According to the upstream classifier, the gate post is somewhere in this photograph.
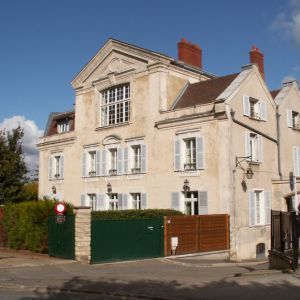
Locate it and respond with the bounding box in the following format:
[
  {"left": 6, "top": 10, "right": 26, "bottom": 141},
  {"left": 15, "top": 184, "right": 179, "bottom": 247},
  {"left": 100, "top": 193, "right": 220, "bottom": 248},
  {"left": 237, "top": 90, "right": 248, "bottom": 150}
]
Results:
[{"left": 74, "top": 207, "right": 91, "bottom": 264}]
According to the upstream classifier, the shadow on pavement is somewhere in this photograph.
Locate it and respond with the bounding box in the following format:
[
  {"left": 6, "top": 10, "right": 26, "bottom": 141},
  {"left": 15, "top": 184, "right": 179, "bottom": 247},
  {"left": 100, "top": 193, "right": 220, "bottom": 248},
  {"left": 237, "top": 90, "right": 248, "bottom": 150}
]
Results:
[{"left": 20, "top": 275, "right": 300, "bottom": 300}]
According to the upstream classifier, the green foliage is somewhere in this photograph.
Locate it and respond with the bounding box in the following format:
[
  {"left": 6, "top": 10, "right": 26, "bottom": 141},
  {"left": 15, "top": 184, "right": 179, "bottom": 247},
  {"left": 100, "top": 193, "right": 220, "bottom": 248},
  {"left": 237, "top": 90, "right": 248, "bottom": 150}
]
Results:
[
  {"left": 19, "top": 181, "right": 39, "bottom": 202},
  {"left": 2, "top": 200, "right": 73, "bottom": 253},
  {"left": 0, "top": 126, "right": 28, "bottom": 204},
  {"left": 92, "top": 209, "right": 183, "bottom": 220}
]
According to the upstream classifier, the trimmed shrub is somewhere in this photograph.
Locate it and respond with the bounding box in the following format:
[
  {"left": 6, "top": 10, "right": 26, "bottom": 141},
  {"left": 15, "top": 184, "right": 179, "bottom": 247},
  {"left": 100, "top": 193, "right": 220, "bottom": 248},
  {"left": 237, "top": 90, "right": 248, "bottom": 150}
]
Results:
[
  {"left": 3, "top": 200, "right": 73, "bottom": 253},
  {"left": 92, "top": 209, "right": 183, "bottom": 220}
]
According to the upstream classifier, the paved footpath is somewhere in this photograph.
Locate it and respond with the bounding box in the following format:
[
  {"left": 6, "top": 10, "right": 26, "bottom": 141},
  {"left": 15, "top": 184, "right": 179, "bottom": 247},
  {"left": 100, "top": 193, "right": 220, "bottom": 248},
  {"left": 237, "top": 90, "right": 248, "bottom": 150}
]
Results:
[{"left": 0, "top": 247, "right": 300, "bottom": 299}]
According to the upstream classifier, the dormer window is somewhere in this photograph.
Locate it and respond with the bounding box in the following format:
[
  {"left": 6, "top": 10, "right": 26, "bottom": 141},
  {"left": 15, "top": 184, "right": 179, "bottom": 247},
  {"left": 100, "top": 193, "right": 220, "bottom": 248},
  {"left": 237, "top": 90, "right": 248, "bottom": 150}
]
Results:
[
  {"left": 243, "top": 95, "right": 267, "bottom": 121},
  {"left": 287, "top": 109, "right": 300, "bottom": 130},
  {"left": 101, "top": 84, "right": 130, "bottom": 126},
  {"left": 57, "top": 119, "right": 70, "bottom": 133}
]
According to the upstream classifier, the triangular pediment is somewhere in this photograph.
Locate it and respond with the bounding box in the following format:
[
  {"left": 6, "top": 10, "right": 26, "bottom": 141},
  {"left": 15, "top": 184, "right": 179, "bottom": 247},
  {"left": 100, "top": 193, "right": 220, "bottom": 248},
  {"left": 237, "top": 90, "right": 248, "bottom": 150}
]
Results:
[{"left": 71, "top": 38, "right": 172, "bottom": 89}]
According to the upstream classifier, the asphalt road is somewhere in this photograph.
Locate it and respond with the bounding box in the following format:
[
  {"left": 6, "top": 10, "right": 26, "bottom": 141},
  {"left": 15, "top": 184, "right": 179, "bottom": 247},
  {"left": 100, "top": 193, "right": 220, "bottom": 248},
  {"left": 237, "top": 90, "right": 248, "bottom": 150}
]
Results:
[{"left": 0, "top": 248, "right": 300, "bottom": 299}]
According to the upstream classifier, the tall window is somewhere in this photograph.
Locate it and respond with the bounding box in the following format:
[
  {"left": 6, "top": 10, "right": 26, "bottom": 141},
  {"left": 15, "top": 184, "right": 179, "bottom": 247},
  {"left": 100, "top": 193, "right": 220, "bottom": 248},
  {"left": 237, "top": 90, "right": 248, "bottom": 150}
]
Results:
[
  {"left": 89, "top": 151, "right": 96, "bottom": 176},
  {"left": 249, "top": 190, "right": 271, "bottom": 226},
  {"left": 243, "top": 95, "right": 266, "bottom": 121},
  {"left": 109, "top": 149, "right": 117, "bottom": 175},
  {"left": 49, "top": 154, "right": 64, "bottom": 180},
  {"left": 101, "top": 84, "right": 130, "bottom": 126},
  {"left": 131, "top": 193, "right": 141, "bottom": 210},
  {"left": 184, "top": 138, "right": 196, "bottom": 170},
  {"left": 249, "top": 98, "right": 259, "bottom": 119},
  {"left": 109, "top": 193, "right": 118, "bottom": 210},
  {"left": 245, "top": 132, "right": 263, "bottom": 163},
  {"left": 184, "top": 191, "right": 198, "bottom": 215},
  {"left": 54, "top": 156, "right": 61, "bottom": 178},
  {"left": 132, "top": 145, "right": 141, "bottom": 173}
]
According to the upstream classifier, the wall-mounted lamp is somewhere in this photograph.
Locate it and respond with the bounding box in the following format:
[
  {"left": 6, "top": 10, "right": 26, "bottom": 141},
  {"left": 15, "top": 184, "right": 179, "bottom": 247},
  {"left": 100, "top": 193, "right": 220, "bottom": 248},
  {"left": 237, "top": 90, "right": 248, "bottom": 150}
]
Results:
[
  {"left": 52, "top": 186, "right": 57, "bottom": 194},
  {"left": 107, "top": 182, "right": 112, "bottom": 195},
  {"left": 182, "top": 179, "right": 190, "bottom": 196},
  {"left": 236, "top": 156, "right": 254, "bottom": 180}
]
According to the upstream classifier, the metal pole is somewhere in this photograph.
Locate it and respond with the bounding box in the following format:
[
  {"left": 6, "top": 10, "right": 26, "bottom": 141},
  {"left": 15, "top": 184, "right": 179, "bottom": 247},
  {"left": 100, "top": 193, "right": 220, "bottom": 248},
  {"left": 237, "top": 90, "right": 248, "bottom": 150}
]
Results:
[{"left": 294, "top": 175, "right": 298, "bottom": 214}]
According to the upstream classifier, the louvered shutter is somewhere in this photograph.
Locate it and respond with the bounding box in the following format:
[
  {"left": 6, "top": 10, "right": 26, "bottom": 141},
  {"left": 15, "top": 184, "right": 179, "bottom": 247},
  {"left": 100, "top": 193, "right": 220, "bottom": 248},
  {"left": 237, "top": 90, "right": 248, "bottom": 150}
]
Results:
[
  {"left": 249, "top": 191, "right": 255, "bottom": 226},
  {"left": 293, "top": 147, "right": 300, "bottom": 177},
  {"left": 122, "top": 194, "right": 128, "bottom": 210},
  {"left": 96, "top": 150, "right": 101, "bottom": 176},
  {"left": 118, "top": 193, "right": 123, "bottom": 210},
  {"left": 60, "top": 156, "right": 64, "bottom": 179},
  {"left": 96, "top": 194, "right": 105, "bottom": 211},
  {"left": 198, "top": 191, "right": 208, "bottom": 215},
  {"left": 196, "top": 137, "right": 204, "bottom": 169},
  {"left": 260, "top": 101, "right": 267, "bottom": 121},
  {"left": 101, "top": 150, "right": 107, "bottom": 176},
  {"left": 141, "top": 193, "right": 147, "bottom": 209},
  {"left": 80, "top": 194, "right": 86, "bottom": 207},
  {"left": 174, "top": 139, "right": 181, "bottom": 171},
  {"left": 123, "top": 147, "right": 129, "bottom": 174},
  {"left": 171, "top": 192, "right": 180, "bottom": 211},
  {"left": 245, "top": 132, "right": 251, "bottom": 158},
  {"left": 243, "top": 95, "right": 250, "bottom": 116},
  {"left": 82, "top": 152, "right": 87, "bottom": 177},
  {"left": 258, "top": 135, "right": 263, "bottom": 162},
  {"left": 49, "top": 157, "right": 53, "bottom": 180},
  {"left": 264, "top": 191, "right": 271, "bottom": 225},
  {"left": 287, "top": 109, "right": 293, "bottom": 128},
  {"left": 141, "top": 144, "right": 147, "bottom": 173},
  {"left": 117, "top": 148, "right": 123, "bottom": 175}
]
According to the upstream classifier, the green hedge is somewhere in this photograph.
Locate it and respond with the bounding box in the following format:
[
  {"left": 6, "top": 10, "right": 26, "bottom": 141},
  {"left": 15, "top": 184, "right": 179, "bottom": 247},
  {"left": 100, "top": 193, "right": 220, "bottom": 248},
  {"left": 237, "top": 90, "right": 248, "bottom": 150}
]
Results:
[
  {"left": 92, "top": 209, "right": 183, "bottom": 220},
  {"left": 3, "top": 200, "right": 73, "bottom": 253}
]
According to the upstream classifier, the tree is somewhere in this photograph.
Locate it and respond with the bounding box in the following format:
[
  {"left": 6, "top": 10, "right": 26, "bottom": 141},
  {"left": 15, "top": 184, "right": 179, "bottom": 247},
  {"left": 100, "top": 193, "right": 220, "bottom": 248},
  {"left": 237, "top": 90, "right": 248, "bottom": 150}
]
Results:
[{"left": 0, "top": 126, "right": 28, "bottom": 204}]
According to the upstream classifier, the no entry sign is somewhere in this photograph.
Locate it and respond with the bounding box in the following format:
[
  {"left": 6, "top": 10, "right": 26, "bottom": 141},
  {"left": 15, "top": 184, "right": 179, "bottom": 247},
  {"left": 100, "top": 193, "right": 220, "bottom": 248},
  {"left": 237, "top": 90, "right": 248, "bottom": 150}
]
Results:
[{"left": 54, "top": 202, "right": 66, "bottom": 215}]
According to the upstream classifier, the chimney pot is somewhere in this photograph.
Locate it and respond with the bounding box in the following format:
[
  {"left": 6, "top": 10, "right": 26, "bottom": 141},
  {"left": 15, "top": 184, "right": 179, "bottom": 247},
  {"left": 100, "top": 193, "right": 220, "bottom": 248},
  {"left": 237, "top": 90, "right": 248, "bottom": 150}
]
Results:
[
  {"left": 178, "top": 38, "right": 202, "bottom": 69},
  {"left": 249, "top": 46, "right": 265, "bottom": 80}
]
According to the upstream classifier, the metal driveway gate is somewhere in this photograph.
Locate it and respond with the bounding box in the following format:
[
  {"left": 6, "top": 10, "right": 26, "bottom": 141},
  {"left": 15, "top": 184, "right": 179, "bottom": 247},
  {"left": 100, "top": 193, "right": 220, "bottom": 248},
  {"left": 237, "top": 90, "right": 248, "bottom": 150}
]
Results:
[
  {"left": 91, "top": 218, "right": 164, "bottom": 263},
  {"left": 48, "top": 215, "right": 75, "bottom": 259}
]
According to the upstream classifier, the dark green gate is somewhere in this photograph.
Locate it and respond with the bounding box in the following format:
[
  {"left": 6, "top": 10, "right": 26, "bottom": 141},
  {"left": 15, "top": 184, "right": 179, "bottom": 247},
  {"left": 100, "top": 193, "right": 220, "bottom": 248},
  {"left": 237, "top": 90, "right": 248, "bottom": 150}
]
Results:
[
  {"left": 48, "top": 215, "right": 75, "bottom": 259},
  {"left": 91, "top": 218, "right": 164, "bottom": 263}
]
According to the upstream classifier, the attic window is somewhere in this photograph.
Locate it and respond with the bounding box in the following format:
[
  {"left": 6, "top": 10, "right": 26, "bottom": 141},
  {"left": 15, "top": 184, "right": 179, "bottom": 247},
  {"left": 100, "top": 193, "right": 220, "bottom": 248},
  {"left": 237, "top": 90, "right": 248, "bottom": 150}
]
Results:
[
  {"left": 57, "top": 119, "right": 70, "bottom": 133},
  {"left": 100, "top": 84, "right": 130, "bottom": 126}
]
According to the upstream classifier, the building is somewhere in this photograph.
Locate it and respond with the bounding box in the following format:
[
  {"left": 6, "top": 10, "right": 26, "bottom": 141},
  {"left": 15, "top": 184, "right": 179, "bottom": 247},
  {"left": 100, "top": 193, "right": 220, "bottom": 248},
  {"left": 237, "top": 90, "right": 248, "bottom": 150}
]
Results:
[{"left": 38, "top": 38, "right": 300, "bottom": 260}]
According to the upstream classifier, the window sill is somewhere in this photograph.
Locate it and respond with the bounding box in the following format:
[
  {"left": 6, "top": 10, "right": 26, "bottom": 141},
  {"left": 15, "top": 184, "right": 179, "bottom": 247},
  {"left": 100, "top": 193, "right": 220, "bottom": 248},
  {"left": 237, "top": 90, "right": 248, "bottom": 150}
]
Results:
[
  {"left": 248, "top": 161, "right": 261, "bottom": 165},
  {"left": 249, "top": 224, "right": 271, "bottom": 228},
  {"left": 177, "top": 170, "right": 202, "bottom": 177},
  {"left": 95, "top": 122, "right": 130, "bottom": 131},
  {"left": 49, "top": 179, "right": 64, "bottom": 183},
  {"left": 127, "top": 173, "right": 144, "bottom": 180},
  {"left": 84, "top": 177, "right": 98, "bottom": 182}
]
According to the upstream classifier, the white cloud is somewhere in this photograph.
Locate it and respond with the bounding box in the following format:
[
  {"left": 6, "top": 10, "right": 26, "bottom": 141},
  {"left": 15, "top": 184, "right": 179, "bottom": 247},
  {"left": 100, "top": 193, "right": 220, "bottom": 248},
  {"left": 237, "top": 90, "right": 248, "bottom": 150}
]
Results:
[
  {"left": 271, "top": 0, "right": 300, "bottom": 45},
  {"left": 0, "top": 116, "right": 43, "bottom": 175}
]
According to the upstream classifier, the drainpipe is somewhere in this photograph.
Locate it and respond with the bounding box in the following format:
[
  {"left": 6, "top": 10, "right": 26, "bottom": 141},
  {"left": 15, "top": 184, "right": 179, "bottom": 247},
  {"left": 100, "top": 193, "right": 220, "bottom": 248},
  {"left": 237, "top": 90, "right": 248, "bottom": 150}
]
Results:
[{"left": 276, "top": 107, "right": 282, "bottom": 179}]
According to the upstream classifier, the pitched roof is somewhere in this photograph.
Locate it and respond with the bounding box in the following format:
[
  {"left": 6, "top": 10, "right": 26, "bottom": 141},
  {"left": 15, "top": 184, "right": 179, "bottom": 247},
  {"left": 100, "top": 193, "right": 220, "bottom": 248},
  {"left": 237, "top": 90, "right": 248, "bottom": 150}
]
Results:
[
  {"left": 173, "top": 73, "right": 239, "bottom": 109},
  {"left": 270, "top": 89, "right": 280, "bottom": 99}
]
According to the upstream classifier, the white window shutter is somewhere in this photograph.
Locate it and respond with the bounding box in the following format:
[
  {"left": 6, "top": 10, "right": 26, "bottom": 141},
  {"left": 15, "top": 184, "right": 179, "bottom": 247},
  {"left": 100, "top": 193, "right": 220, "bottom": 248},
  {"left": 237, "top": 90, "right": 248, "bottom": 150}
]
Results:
[
  {"left": 80, "top": 194, "right": 86, "bottom": 207},
  {"left": 118, "top": 193, "right": 123, "bottom": 210},
  {"left": 171, "top": 192, "right": 180, "bottom": 211},
  {"left": 249, "top": 191, "right": 255, "bottom": 227},
  {"left": 141, "top": 193, "right": 147, "bottom": 209},
  {"left": 123, "top": 147, "right": 129, "bottom": 174},
  {"left": 196, "top": 137, "right": 204, "bottom": 169},
  {"left": 82, "top": 152, "right": 87, "bottom": 177},
  {"left": 122, "top": 194, "right": 128, "bottom": 210},
  {"left": 293, "top": 146, "right": 300, "bottom": 177},
  {"left": 101, "top": 150, "right": 107, "bottom": 176},
  {"left": 243, "top": 95, "right": 250, "bottom": 116},
  {"left": 96, "top": 150, "right": 101, "bottom": 176},
  {"left": 117, "top": 148, "right": 123, "bottom": 175},
  {"left": 174, "top": 139, "right": 181, "bottom": 171},
  {"left": 60, "top": 156, "right": 64, "bottom": 179},
  {"left": 264, "top": 191, "right": 271, "bottom": 225},
  {"left": 141, "top": 144, "right": 147, "bottom": 173},
  {"left": 198, "top": 191, "right": 208, "bottom": 215},
  {"left": 260, "top": 101, "right": 267, "bottom": 121},
  {"left": 258, "top": 135, "right": 263, "bottom": 162},
  {"left": 48, "top": 157, "right": 53, "bottom": 180},
  {"left": 96, "top": 194, "right": 105, "bottom": 211},
  {"left": 287, "top": 109, "right": 293, "bottom": 128},
  {"left": 245, "top": 132, "right": 251, "bottom": 158}
]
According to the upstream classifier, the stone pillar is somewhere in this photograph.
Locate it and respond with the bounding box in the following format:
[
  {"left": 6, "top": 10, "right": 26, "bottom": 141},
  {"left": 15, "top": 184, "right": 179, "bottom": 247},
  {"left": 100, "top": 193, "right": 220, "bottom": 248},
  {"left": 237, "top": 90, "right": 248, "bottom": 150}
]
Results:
[{"left": 74, "top": 207, "right": 91, "bottom": 264}]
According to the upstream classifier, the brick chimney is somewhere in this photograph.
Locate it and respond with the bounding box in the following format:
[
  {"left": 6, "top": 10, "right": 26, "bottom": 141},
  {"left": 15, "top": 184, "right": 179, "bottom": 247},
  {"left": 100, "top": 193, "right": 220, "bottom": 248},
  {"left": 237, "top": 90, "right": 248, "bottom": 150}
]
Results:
[
  {"left": 178, "top": 38, "right": 202, "bottom": 69},
  {"left": 249, "top": 46, "right": 265, "bottom": 80}
]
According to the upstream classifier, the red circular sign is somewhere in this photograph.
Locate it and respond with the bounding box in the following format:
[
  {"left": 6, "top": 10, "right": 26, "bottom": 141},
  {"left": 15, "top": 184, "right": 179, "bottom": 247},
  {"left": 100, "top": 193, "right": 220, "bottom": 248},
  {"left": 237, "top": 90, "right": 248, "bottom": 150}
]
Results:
[{"left": 54, "top": 202, "right": 66, "bottom": 215}]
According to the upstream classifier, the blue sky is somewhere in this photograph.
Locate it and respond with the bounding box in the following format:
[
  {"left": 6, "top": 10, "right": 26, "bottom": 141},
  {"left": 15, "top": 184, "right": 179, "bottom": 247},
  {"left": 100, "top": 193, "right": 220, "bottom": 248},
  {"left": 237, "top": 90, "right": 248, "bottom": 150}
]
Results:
[{"left": 0, "top": 0, "right": 300, "bottom": 171}]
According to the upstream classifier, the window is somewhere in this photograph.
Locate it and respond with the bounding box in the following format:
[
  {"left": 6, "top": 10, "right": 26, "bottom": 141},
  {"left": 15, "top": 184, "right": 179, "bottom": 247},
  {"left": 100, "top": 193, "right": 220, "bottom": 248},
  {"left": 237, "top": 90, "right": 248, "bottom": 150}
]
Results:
[
  {"left": 287, "top": 110, "right": 300, "bottom": 130},
  {"left": 57, "top": 119, "right": 70, "bottom": 133},
  {"left": 132, "top": 145, "right": 141, "bottom": 173},
  {"left": 109, "top": 193, "right": 119, "bottom": 210},
  {"left": 49, "top": 154, "right": 64, "bottom": 180},
  {"left": 123, "top": 143, "right": 147, "bottom": 175},
  {"left": 249, "top": 190, "right": 271, "bottom": 226},
  {"left": 243, "top": 95, "right": 266, "bottom": 121},
  {"left": 88, "top": 194, "right": 96, "bottom": 211},
  {"left": 89, "top": 151, "right": 96, "bottom": 176},
  {"left": 109, "top": 149, "right": 117, "bottom": 175},
  {"left": 184, "top": 191, "right": 198, "bottom": 215},
  {"left": 174, "top": 136, "right": 203, "bottom": 171},
  {"left": 131, "top": 193, "right": 141, "bottom": 210},
  {"left": 245, "top": 132, "right": 263, "bottom": 163},
  {"left": 293, "top": 146, "right": 300, "bottom": 177},
  {"left": 82, "top": 150, "right": 101, "bottom": 177},
  {"left": 101, "top": 84, "right": 130, "bottom": 126}
]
